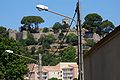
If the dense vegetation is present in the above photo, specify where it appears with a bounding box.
[83,13,115,37]
[21,13,115,66]
[0,29,28,79]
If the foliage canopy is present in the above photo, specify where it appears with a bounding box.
[0,36,28,79]
[83,13,115,37]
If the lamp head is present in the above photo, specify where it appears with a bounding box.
[36,4,48,11]
[5,50,13,53]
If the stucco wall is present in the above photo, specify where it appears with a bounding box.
[48,71,59,79]
[84,32,120,80]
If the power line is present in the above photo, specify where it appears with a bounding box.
[53,11,77,55]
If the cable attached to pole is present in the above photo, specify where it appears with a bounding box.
[76,0,85,80]
[52,11,77,55]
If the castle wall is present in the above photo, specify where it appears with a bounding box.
[8,29,17,40]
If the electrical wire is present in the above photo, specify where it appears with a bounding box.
[52,11,77,55]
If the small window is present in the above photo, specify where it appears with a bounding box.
[45,77,47,79]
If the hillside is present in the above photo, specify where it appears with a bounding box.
[8,27,100,66]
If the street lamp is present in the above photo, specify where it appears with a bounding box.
[36,4,48,11]
[5,50,38,62]
[5,50,13,53]
[36,2,84,80]
[36,4,76,24]
[5,50,42,80]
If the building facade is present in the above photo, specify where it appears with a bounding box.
[25,62,78,80]
[84,26,120,80]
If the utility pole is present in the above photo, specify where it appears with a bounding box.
[38,54,42,80]
[76,0,84,80]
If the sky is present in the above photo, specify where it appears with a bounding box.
[0,0,120,30]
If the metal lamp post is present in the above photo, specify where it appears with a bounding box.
[36,2,84,80]
[5,50,42,80]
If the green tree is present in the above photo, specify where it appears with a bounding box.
[99,20,115,36]
[39,34,55,49]
[59,46,76,62]
[48,77,58,80]
[58,32,64,40]
[83,13,103,32]
[45,34,55,44]
[42,52,59,66]
[38,34,54,49]
[61,22,69,32]
[42,42,51,49]
[43,27,49,33]
[25,31,36,45]
[31,46,36,54]
[66,33,77,46]
[85,39,96,47]
[41,34,55,45]
[20,16,44,32]
[83,13,115,37]
[0,26,8,38]
[0,36,28,79]
[52,22,62,33]
[38,34,46,45]
[18,39,27,46]
[36,47,45,55]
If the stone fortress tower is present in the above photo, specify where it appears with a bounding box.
[8,29,27,40]
[8,29,17,40]
[22,30,27,39]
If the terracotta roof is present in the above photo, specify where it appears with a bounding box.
[84,26,120,58]
[68,64,78,68]
[42,66,60,72]
[62,67,73,69]
[42,68,48,72]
